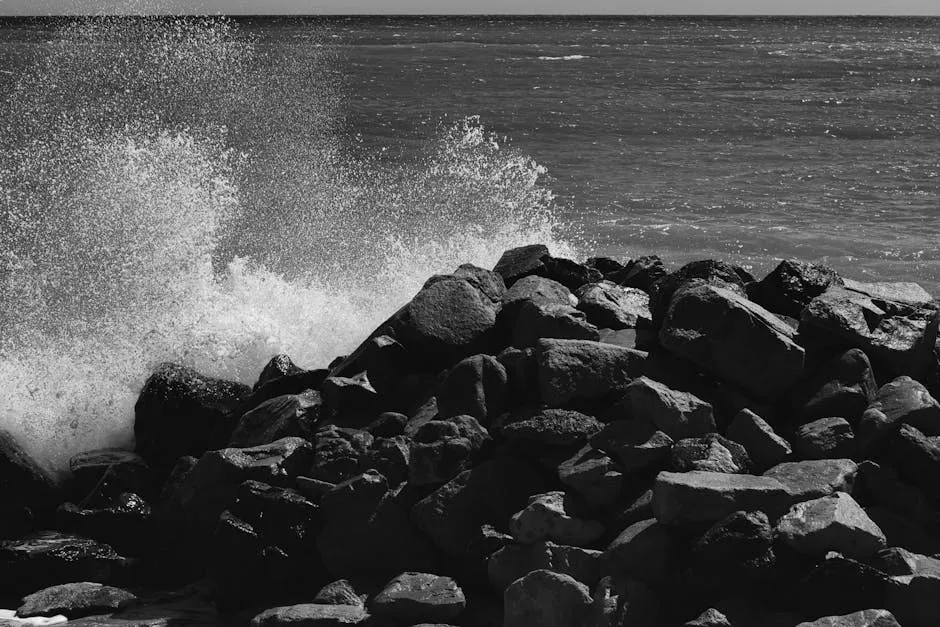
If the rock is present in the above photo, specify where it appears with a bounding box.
[314,579,365,608]
[228,391,321,448]
[856,461,933,528]
[799,286,939,379]
[776,492,886,559]
[321,373,379,426]
[802,349,877,424]
[685,510,775,594]
[576,281,652,330]
[512,301,600,348]
[660,284,805,400]
[885,423,940,499]
[536,338,646,408]
[859,376,940,454]
[502,409,603,448]
[650,260,749,329]
[366,412,408,438]
[497,347,539,409]
[55,492,152,557]
[437,354,508,425]
[887,570,940,627]
[0,532,127,595]
[499,275,574,325]
[763,459,858,505]
[16,582,137,619]
[652,471,790,525]
[409,435,476,487]
[541,256,605,292]
[843,278,933,306]
[250,603,373,626]
[0,429,60,517]
[583,576,659,627]
[328,334,411,399]
[610,255,668,293]
[503,569,592,627]
[66,449,150,506]
[558,446,625,507]
[795,609,900,627]
[685,608,732,627]
[864,506,940,555]
[793,553,894,620]
[307,425,372,485]
[623,377,716,440]
[134,363,250,477]
[370,572,466,624]
[749,259,842,318]
[601,519,679,587]
[586,256,626,277]
[793,417,857,460]
[493,244,551,287]
[254,354,305,390]
[727,409,791,471]
[671,434,752,474]
[487,541,602,590]
[229,480,319,555]
[872,547,940,577]
[590,421,674,474]
[248,366,328,411]
[510,491,604,546]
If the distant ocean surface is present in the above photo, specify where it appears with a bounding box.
[0,15,938,469]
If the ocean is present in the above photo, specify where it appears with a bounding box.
[0,15,937,469]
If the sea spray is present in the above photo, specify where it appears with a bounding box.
[0,16,579,472]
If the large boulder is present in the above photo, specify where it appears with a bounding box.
[749,259,842,318]
[600,518,679,587]
[575,281,652,330]
[15,582,137,619]
[134,363,250,477]
[795,609,900,627]
[776,492,886,560]
[488,541,602,591]
[558,445,625,507]
[885,423,940,499]
[56,492,153,558]
[0,532,127,595]
[650,260,749,329]
[307,425,372,485]
[66,449,150,506]
[536,338,646,408]
[369,572,466,624]
[512,302,600,348]
[660,284,805,400]
[502,409,603,448]
[503,569,592,627]
[763,459,858,505]
[590,421,674,474]
[858,376,940,454]
[493,244,551,287]
[609,255,668,292]
[684,510,776,595]
[1,429,61,523]
[437,354,508,425]
[652,471,790,525]
[792,417,857,460]
[228,391,321,448]
[887,570,940,627]
[622,377,716,440]
[802,349,877,424]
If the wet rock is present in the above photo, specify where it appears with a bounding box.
[885,423,940,499]
[134,363,250,477]
[307,425,372,485]
[652,471,790,525]
[512,301,599,348]
[590,421,674,474]
[1,429,60,518]
[685,608,732,627]
[510,491,604,546]
[727,409,791,471]
[536,338,646,408]
[254,354,305,390]
[795,609,900,627]
[802,349,877,424]
[56,492,152,557]
[609,255,668,293]
[623,377,716,440]
[793,417,857,460]
[328,334,411,399]
[601,519,679,587]
[498,275,576,336]
[541,256,605,292]
[322,373,379,427]
[671,434,752,474]
[314,579,365,608]
[843,278,933,306]
[763,459,858,505]
[487,541,602,590]
[583,576,659,627]
[0,532,127,595]
[858,376,940,454]
[370,572,466,624]
[650,260,749,328]
[576,281,652,330]
[228,391,321,448]
[685,510,775,595]
[67,449,150,506]
[437,354,507,425]
[250,603,373,626]
[749,259,842,318]
[776,492,886,560]
[586,256,626,277]
[558,445,625,507]
[229,480,319,555]
[493,244,551,287]
[502,409,603,448]
[660,283,805,400]
[16,582,137,619]
[503,569,592,627]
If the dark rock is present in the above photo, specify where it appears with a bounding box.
[885,423,940,499]
[727,409,791,471]
[558,445,625,507]
[255,354,305,390]
[509,491,604,546]
[314,579,365,607]
[437,354,508,425]
[307,425,372,485]
[855,461,934,528]
[749,259,842,318]
[776,492,886,560]
[56,492,152,557]
[209,510,291,608]
[587,256,626,276]
[685,608,732,627]
[660,283,805,400]
[652,471,790,525]
[583,576,659,627]
[512,301,599,348]
[793,417,857,460]
[503,569,592,627]
[0,532,127,595]
[795,609,901,627]
[872,547,940,577]
[67,449,151,506]
[802,349,877,424]
[623,377,716,440]
[591,421,674,474]
[16,582,137,619]
[229,391,321,448]
[497,347,539,409]
[792,553,893,621]
[576,281,652,330]
[0,429,60,517]
[609,255,668,292]
[328,334,410,399]
[487,541,602,591]
[858,376,940,455]
[248,367,329,411]
[498,275,574,332]
[671,434,752,474]
[864,506,940,555]
[685,510,775,595]
[366,412,408,438]
[650,260,749,328]
[134,363,250,477]
[368,435,412,487]
[536,338,646,408]
[322,373,379,427]
[409,435,476,487]
[601,518,679,587]
[502,409,603,448]
[609,488,656,531]
[229,480,319,555]
[887,570,940,627]
[542,256,605,292]
[763,459,858,505]
[370,572,466,624]
[493,244,551,287]
[250,603,374,626]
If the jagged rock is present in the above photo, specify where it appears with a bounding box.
[802,349,877,424]
[749,259,842,318]
[685,510,775,594]
[671,434,751,474]
[255,354,305,390]
[872,547,940,577]
[503,569,592,627]
[590,421,674,474]
[250,603,373,626]
[776,492,886,559]
[727,409,791,471]
[540,256,605,292]
[660,283,805,400]
[583,577,659,627]
[499,275,574,324]
[799,286,939,379]
[887,570,940,627]
[322,373,379,426]
[652,471,790,525]
[885,423,940,499]
[366,436,411,487]
[229,480,319,555]
[650,260,749,329]
[56,492,152,557]
[67,449,150,506]
[409,435,476,487]
[134,363,250,477]
[488,541,602,590]
[601,518,679,587]
[843,279,933,306]
[558,446,624,507]
[16,582,137,619]
[536,338,646,408]
[685,608,732,627]
[763,459,858,505]
[795,609,900,627]
[623,377,716,440]
[1,429,60,520]
[370,572,466,624]
[366,412,408,438]
[586,256,626,277]
[856,461,934,528]
[0,532,127,595]
[793,417,857,460]
[317,471,433,578]
[328,334,410,399]
[510,491,604,546]
[859,376,940,454]
[493,244,551,287]
[502,409,603,448]
[576,281,652,330]
[512,301,600,348]
[609,255,668,292]
[437,354,507,425]
[314,579,365,608]
[308,425,372,485]
[793,554,893,621]
[229,391,321,448]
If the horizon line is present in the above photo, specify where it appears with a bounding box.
[1,13,938,17]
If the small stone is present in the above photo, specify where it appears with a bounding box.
[776,492,886,560]
[370,572,466,624]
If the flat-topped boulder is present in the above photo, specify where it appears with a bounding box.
[535,338,646,408]
[370,572,466,624]
[842,278,933,306]
[763,459,858,505]
[250,603,373,626]
[776,492,886,560]
[0,532,128,595]
[16,582,137,619]
[795,609,900,627]
[652,471,790,525]
[622,377,716,440]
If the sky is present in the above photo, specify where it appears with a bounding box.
[0,0,937,15]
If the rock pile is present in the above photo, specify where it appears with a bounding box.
[3,245,940,626]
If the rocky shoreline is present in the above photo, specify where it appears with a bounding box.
[2,244,940,626]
